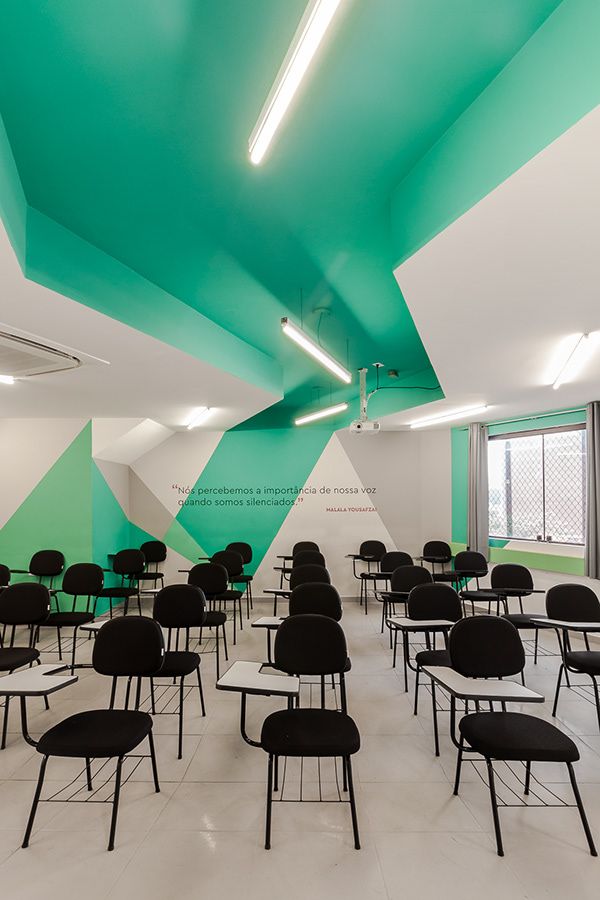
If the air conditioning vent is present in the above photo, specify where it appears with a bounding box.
[0,330,81,377]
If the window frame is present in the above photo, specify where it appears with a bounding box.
[488,422,586,546]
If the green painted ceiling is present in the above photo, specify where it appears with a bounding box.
[0,0,562,424]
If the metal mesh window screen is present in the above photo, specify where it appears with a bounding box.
[488,426,586,545]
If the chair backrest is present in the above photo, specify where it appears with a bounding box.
[61,563,104,596]
[359,540,386,561]
[407,582,462,622]
[113,549,146,577]
[546,583,600,622]
[389,565,432,593]
[0,564,9,587]
[274,614,348,675]
[226,541,252,564]
[0,582,50,625]
[29,549,65,578]
[211,549,244,578]
[289,564,331,590]
[422,541,452,562]
[292,550,326,568]
[93,616,165,676]
[188,562,229,595]
[153,584,207,628]
[449,616,525,677]
[141,540,167,564]
[490,563,533,592]
[454,550,487,575]
[380,551,412,573]
[292,541,320,555]
[289,582,342,621]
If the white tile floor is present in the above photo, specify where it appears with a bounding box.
[1,568,599,900]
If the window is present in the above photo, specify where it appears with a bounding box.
[488,425,586,545]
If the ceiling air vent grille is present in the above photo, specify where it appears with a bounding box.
[0,330,81,377]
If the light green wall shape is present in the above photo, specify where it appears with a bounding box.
[0,112,26,266]
[451,408,587,574]
[176,425,332,571]
[391,0,600,266]
[161,519,207,565]
[0,422,93,576]
[91,461,132,612]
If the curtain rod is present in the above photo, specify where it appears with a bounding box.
[456,406,587,431]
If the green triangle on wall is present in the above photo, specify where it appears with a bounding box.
[0,422,93,573]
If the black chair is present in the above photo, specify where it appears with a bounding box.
[41,563,104,673]
[226,541,254,617]
[292,550,326,568]
[421,540,452,576]
[136,540,167,592]
[97,549,145,617]
[450,616,596,858]
[260,615,361,850]
[362,551,412,628]
[152,585,207,758]
[0,583,51,749]
[11,550,65,591]
[268,564,331,616]
[187,564,229,677]
[292,541,320,555]
[382,565,433,653]
[289,582,342,621]
[22,616,164,851]
[210,550,245,644]
[410,583,463,753]
[547,584,600,731]
[433,550,488,595]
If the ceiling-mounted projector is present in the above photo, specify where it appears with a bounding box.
[349,367,381,435]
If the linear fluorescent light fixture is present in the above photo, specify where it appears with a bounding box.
[186,407,213,429]
[249,0,344,165]
[281,317,352,383]
[551,332,599,389]
[0,375,15,385]
[410,404,489,430]
[295,401,348,426]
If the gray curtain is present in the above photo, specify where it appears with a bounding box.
[585,401,600,578]
[468,422,489,559]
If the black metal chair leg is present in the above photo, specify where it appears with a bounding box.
[485,758,504,856]
[196,666,206,716]
[566,761,598,855]
[70,626,79,675]
[215,627,220,680]
[591,677,600,732]
[56,627,62,659]
[524,761,531,795]
[402,632,409,692]
[453,741,464,795]
[85,758,93,791]
[222,623,229,661]
[148,730,160,792]
[346,756,361,849]
[392,630,398,668]
[178,676,185,760]
[22,755,49,847]
[552,664,564,717]
[534,628,539,664]
[273,755,279,792]
[232,600,237,646]
[413,666,420,715]
[265,754,274,850]
[1,695,10,749]
[107,756,124,851]
[431,681,440,757]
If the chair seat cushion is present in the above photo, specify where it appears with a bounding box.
[159,650,200,677]
[37,709,153,758]
[459,712,579,762]
[98,587,139,598]
[45,611,95,626]
[0,647,40,671]
[566,651,600,676]
[204,611,226,627]
[360,572,387,581]
[218,590,243,601]
[261,708,360,757]
[136,572,164,581]
[415,649,451,667]
[234,574,253,583]
[432,572,460,583]
[344,657,352,672]
[460,590,497,600]
[503,614,545,628]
